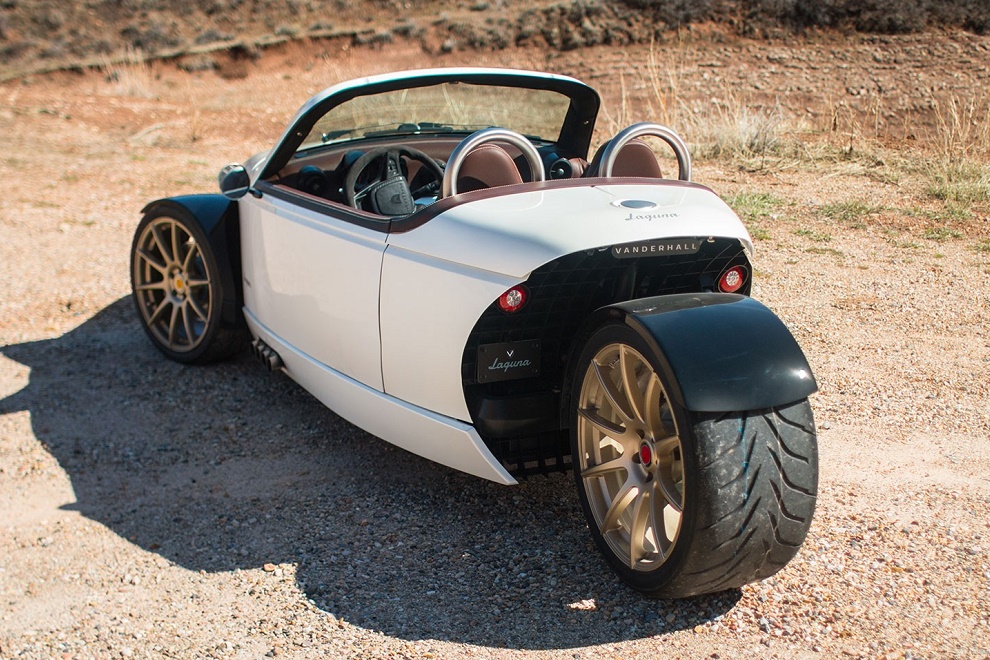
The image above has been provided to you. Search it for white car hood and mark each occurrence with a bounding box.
[386,182,752,279]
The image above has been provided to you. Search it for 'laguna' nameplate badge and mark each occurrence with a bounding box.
[477,340,541,383]
[611,238,701,258]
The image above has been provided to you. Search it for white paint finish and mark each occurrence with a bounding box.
[239,195,386,390]
[379,246,520,421]
[244,310,517,486]
[388,183,752,279]
[237,175,753,481]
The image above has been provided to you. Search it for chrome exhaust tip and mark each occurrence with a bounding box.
[251,338,284,372]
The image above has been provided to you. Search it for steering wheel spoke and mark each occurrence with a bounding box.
[381,152,402,179]
[410,179,440,199]
[352,184,372,205]
[344,146,444,217]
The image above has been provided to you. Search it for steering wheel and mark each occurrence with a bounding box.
[441,127,545,197]
[344,146,445,216]
[598,122,692,181]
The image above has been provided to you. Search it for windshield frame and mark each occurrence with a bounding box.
[255,68,600,183]
[296,82,580,154]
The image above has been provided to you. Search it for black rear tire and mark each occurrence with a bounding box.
[570,322,817,598]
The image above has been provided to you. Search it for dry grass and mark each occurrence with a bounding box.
[598,71,633,139]
[819,200,883,228]
[99,47,158,99]
[638,44,787,167]
[923,92,990,204]
[604,44,989,241]
[929,92,990,163]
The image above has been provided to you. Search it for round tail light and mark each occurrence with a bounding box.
[498,285,528,313]
[718,266,747,293]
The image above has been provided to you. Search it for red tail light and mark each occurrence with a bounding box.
[718,266,747,293]
[498,285,528,313]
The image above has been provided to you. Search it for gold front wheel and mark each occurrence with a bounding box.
[129,208,245,364]
[569,323,819,598]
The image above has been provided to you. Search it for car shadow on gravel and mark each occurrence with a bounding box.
[0,298,740,649]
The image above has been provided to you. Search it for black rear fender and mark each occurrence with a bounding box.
[140,194,243,327]
[569,293,817,414]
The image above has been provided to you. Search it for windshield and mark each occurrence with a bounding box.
[298,82,573,152]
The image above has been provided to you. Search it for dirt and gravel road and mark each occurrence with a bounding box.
[1,33,989,659]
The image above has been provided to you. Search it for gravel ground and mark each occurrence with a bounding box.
[1,35,989,659]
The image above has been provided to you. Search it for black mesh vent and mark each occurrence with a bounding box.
[463,236,751,474]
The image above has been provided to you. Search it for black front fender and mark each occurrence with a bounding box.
[140,194,243,327]
[602,293,817,412]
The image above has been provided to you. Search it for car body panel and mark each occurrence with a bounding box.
[239,193,386,390]
[379,244,520,421]
[245,308,516,484]
[385,181,752,279]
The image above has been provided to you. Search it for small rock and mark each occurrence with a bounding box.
[566,599,597,611]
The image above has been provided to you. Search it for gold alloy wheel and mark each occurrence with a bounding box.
[132,217,213,353]
[575,342,685,571]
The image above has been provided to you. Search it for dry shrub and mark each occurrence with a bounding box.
[598,72,633,139]
[688,95,785,163]
[930,93,990,163]
[99,47,157,99]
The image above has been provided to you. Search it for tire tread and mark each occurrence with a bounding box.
[661,399,818,598]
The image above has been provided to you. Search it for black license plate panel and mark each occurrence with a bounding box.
[476,340,541,383]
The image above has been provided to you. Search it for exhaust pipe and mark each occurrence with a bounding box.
[250,338,284,372]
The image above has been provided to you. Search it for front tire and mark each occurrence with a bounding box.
[570,323,817,598]
[130,208,244,364]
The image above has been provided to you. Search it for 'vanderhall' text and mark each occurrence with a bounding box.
[611,240,700,258]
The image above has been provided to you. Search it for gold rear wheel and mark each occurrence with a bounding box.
[570,323,818,597]
[575,341,685,572]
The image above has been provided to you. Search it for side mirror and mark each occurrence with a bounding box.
[218,163,250,200]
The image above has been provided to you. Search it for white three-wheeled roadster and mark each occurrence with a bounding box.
[130,68,818,598]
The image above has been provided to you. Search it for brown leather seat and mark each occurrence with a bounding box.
[455,143,524,193]
[585,138,663,178]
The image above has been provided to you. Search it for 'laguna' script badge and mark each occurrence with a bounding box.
[477,340,541,383]
[611,238,701,258]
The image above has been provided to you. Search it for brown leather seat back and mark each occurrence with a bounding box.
[585,138,663,178]
[455,143,524,193]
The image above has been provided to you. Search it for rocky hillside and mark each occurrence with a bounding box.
[1,0,987,79]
